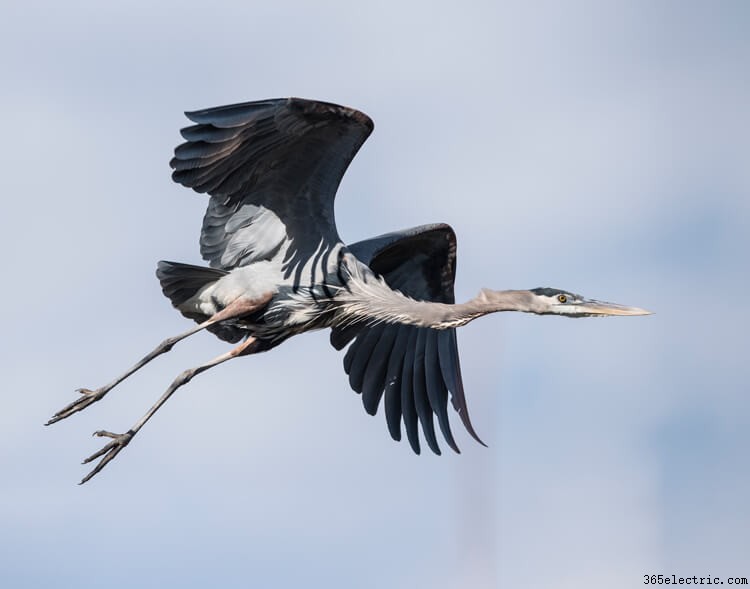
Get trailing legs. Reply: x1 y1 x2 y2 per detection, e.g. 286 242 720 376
79 336 261 484
46 293 272 425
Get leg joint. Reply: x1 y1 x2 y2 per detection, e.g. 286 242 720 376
175 368 196 387
158 336 178 353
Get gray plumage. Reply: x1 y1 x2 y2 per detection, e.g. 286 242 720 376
167 98 483 451
47 97 651 484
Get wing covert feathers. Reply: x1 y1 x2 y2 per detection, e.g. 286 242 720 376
170 97 373 270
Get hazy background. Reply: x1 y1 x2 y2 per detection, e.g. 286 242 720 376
2 1 748 587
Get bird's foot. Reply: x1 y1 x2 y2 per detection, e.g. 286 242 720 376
79 430 134 485
46 387 109 425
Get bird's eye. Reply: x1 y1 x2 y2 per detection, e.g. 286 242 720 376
557 294 568 303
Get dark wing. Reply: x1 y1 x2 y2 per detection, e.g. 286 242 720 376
332 223 485 454
170 98 373 271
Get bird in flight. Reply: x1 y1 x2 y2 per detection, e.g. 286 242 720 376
47 98 651 483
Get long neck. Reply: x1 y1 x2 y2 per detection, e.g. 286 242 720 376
333 273 536 330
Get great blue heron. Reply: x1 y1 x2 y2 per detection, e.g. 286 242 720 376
47 98 651 484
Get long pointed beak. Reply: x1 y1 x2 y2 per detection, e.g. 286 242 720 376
577 299 653 316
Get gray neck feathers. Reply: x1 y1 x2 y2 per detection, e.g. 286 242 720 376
333 271 535 329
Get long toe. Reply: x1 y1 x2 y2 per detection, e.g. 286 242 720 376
46 388 106 425
79 430 133 484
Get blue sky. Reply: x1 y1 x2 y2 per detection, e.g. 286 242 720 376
2 1 748 587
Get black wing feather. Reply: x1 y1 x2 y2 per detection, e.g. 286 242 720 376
333 224 484 454
413 328 441 455
438 329 486 446
343 332 364 376
171 97 373 271
383 327 409 442
425 329 459 453
400 328 421 454
361 325 398 416
346 327 381 395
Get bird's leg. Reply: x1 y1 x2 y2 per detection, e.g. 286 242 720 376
47 293 273 425
79 336 261 484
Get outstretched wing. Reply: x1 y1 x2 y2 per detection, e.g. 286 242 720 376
332 223 485 455
170 98 374 272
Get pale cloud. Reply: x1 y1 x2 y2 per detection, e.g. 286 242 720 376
2 1 748 587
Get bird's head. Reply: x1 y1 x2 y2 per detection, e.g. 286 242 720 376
526 287 652 317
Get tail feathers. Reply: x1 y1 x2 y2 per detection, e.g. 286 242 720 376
156 261 244 343
156 261 227 307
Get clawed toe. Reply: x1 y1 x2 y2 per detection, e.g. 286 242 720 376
90 430 123 441
79 430 134 485
46 388 107 426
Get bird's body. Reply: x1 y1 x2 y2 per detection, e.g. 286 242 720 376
164 254 344 342
47 97 650 483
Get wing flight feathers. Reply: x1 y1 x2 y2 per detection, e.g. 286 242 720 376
171 98 373 270
333 224 485 454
